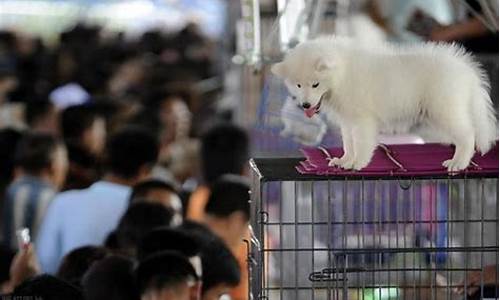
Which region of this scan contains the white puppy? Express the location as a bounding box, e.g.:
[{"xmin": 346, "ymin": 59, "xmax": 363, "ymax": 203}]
[
  {"xmin": 272, "ymin": 36, "xmax": 497, "ymax": 171},
  {"xmin": 280, "ymin": 95, "xmax": 327, "ymax": 146}
]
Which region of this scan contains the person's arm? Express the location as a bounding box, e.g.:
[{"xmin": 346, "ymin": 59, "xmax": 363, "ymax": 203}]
[
  {"xmin": 186, "ymin": 186, "xmax": 210, "ymax": 222},
  {"xmin": 35, "ymin": 198, "xmax": 63, "ymax": 274},
  {"xmin": 366, "ymin": 0, "xmax": 393, "ymax": 34},
  {"xmin": 228, "ymin": 241, "xmax": 249, "ymax": 300},
  {"xmin": 454, "ymin": 264, "xmax": 498, "ymax": 296},
  {"xmin": 429, "ymin": 17, "xmax": 489, "ymax": 41},
  {"xmin": 7, "ymin": 244, "xmax": 41, "ymax": 292}
]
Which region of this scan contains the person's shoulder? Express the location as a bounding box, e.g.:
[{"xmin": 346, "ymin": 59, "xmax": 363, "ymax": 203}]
[
  {"xmin": 5, "ymin": 181, "xmax": 19, "ymax": 195},
  {"xmin": 6, "ymin": 177, "xmax": 30, "ymax": 190},
  {"xmin": 5, "ymin": 177, "xmax": 37, "ymax": 198},
  {"xmin": 55, "ymin": 187, "xmax": 86, "ymax": 198},
  {"xmin": 51, "ymin": 187, "xmax": 91, "ymax": 208},
  {"xmin": 188, "ymin": 185, "xmax": 210, "ymax": 204},
  {"xmin": 37, "ymin": 189, "xmax": 86, "ymax": 227},
  {"xmin": 8, "ymin": 177, "xmax": 54, "ymax": 191}
]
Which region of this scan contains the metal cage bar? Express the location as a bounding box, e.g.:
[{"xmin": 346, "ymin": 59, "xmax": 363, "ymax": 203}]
[{"xmin": 249, "ymin": 158, "xmax": 499, "ymax": 300}]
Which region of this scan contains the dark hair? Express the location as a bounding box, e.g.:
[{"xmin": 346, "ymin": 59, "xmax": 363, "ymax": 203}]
[
  {"xmin": 201, "ymin": 123, "xmax": 249, "ymax": 184},
  {"xmin": 0, "ymin": 128, "xmax": 23, "ymax": 187},
  {"xmin": 205, "ymin": 174, "xmax": 250, "ymax": 220},
  {"xmin": 180, "ymin": 220, "xmax": 212, "ymax": 235},
  {"xmin": 11, "ymin": 274, "xmax": 83, "ymax": 300},
  {"xmin": 145, "ymin": 87, "xmax": 192, "ymax": 110},
  {"xmin": 110, "ymin": 202, "xmax": 175, "ymax": 254},
  {"xmin": 56, "ymin": 246, "xmax": 109, "ymax": 287},
  {"xmin": 200, "ymin": 236, "xmax": 240, "ymax": 294},
  {"xmin": 82, "ymin": 255, "xmax": 139, "ymax": 300},
  {"xmin": 105, "ymin": 127, "xmax": 158, "ymax": 178},
  {"xmin": 137, "ymin": 228, "xmax": 202, "ymax": 260},
  {"xmin": 0, "ymin": 246, "xmax": 15, "ymax": 285},
  {"xmin": 179, "ymin": 221, "xmax": 240, "ymax": 294},
  {"xmin": 135, "ymin": 251, "xmax": 198, "ymax": 296},
  {"xmin": 180, "ymin": 220, "xmax": 219, "ymax": 245},
  {"xmin": 60, "ymin": 104, "xmax": 101, "ymax": 142},
  {"xmin": 130, "ymin": 179, "xmax": 178, "ymax": 203},
  {"xmin": 25, "ymin": 99, "xmax": 55, "ymax": 127},
  {"xmin": 92, "ymin": 99, "xmax": 128, "ymax": 132},
  {"xmin": 14, "ymin": 133, "xmax": 62, "ymax": 175},
  {"xmin": 128, "ymin": 107, "xmax": 163, "ymax": 140}
]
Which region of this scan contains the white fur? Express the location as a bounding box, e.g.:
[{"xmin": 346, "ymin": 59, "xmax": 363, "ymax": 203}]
[
  {"xmin": 272, "ymin": 36, "xmax": 498, "ymax": 171},
  {"xmin": 280, "ymin": 96, "xmax": 327, "ymax": 146}
]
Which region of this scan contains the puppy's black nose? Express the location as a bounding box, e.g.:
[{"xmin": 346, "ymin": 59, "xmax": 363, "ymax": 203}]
[{"xmin": 302, "ymin": 102, "xmax": 311, "ymax": 109}]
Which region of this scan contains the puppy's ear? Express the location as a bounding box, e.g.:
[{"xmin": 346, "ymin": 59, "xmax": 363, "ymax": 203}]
[
  {"xmin": 271, "ymin": 62, "xmax": 286, "ymax": 77},
  {"xmin": 314, "ymin": 58, "xmax": 333, "ymax": 73}
]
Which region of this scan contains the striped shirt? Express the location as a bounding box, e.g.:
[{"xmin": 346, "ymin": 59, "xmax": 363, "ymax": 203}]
[{"xmin": 2, "ymin": 176, "xmax": 55, "ymax": 249}]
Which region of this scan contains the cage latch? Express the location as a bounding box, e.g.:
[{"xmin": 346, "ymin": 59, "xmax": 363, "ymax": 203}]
[
  {"xmin": 309, "ymin": 267, "xmax": 366, "ymax": 282},
  {"xmin": 258, "ymin": 211, "xmax": 269, "ymax": 224}
]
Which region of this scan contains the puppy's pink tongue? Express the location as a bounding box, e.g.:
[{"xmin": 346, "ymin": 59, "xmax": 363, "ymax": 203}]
[{"xmin": 304, "ymin": 107, "xmax": 316, "ymax": 118}]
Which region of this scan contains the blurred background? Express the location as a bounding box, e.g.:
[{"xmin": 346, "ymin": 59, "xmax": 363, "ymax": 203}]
[{"xmin": 0, "ymin": 0, "xmax": 498, "ymax": 162}]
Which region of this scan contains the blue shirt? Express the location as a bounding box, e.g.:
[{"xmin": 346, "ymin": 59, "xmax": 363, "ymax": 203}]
[
  {"xmin": 36, "ymin": 181, "xmax": 130, "ymax": 274},
  {"xmin": 3, "ymin": 176, "xmax": 56, "ymax": 249}
]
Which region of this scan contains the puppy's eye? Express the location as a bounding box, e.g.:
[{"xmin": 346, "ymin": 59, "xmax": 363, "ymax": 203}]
[
  {"xmin": 292, "ymin": 96, "xmax": 297, "ymax": 100},
  {"xmin": 312, "ymin": 82, "xmax": 319, "ymax": 88},
  {"xmin": 297, "ymin": 84, "xmax": 301, "ymax": 88}
]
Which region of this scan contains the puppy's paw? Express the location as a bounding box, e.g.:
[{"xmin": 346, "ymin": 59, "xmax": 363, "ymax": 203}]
[
  {"xmin": 442, "ymin": 158, "xmax": 470, "ymax": 173},
  {"xmin": 328, "ymin": 156, "xmax": 354, "ymax": 169},
  {"xmin": 352, "ymin": 160, "xmax": 370, "ymax": 171}
]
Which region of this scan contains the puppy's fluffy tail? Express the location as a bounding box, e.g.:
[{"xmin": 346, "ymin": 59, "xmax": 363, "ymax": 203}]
[{"xmin": 470, "ymin": 60, "xmax": 498, "ymax": 154}]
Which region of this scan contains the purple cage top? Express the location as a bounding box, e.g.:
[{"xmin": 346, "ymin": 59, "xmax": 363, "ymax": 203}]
[{"xmin": 297, "ymin": 142, "xmax": 499, "ymax": 177}]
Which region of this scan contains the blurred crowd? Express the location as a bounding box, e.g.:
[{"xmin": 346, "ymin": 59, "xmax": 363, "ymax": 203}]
[{"xmin": 0, "ymin": 22, "xmax": 252, "ymax": 300}]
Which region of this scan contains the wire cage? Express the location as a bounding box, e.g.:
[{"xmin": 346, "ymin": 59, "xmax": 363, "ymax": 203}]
[{"xmin": 247, "ymin": 158, "xmax": 499, "ymax": 300}]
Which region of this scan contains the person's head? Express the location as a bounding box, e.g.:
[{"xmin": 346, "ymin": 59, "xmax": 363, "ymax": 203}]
[
  {"xmin": 110, "ymin": 202, "xmax": 176, "ymax": 256},
  {"xmin": 128, "ymin": 107, "xmax": 163, "ymax": 142},
  {"xmin": 199, "ymin": 238, "xmax": 240, "ymax": 300},
  {"xmin": 11, "ymin": 274, "xmax": 83, "ymax": 300},
  {"xmin": 56, "ymin": 246, "xmax": 109, "ymax": 287},
  {"xmin": 25, "ymin": 99, "xmax": 59, "ymax": 134},
  {"xmin": 14, "ymin": 133, "xmax": 68, "ymax": 189},
  {"xmin": 180, "ymin": 221, "xmax": 214, "ymax": 241},
  {"xmin": 180, "ymin": 222, "xmax": 240, "ymax": 300},
  {"xmin": 204, "ymin": 175, "xmax": 250, "ymax": 248},
  {"xmin": 137, "ymin": 228, "xmax": 203, "ymax": 287},
  {"xmin": 135, "ymin": 251, "xmax": 199, "ymax": 300},
  {"xmin": 201, "ymin": 123, "xmax": 249, "ymax": 184},
  {"xmin": 147, "ymin": 89, "xmax": 193, "ymax": 143},
  {"xmin": 82, "ymin": 255, "xmax": 139, "ymax": 300},
  {"xmin": 138, "ymin": 228, "xmax": 201, "ymax": 259},
  {"xmin": 105, "ymin": 126, "xmax": 159, "ymax": 184},
  {"xmin": 130, "ymin": 179, "xmax": 182, "ymax": 221},
  {"xmin": 61, "ymin": 104, "xmax": 106, "ymax": 156}
]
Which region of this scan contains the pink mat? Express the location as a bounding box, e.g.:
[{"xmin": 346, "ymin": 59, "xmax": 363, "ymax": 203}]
[{"xmin": 296, "ymin": 143, "xmax": 499, "ymax": 177}]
